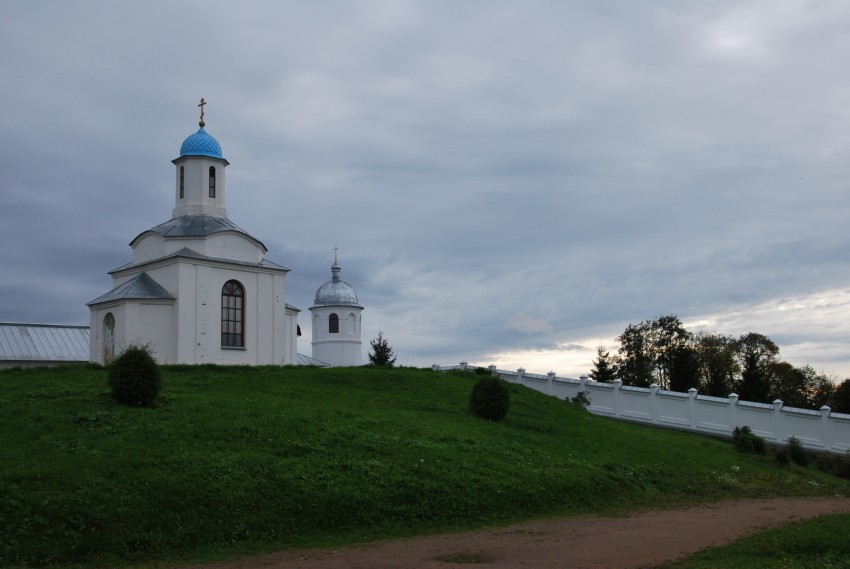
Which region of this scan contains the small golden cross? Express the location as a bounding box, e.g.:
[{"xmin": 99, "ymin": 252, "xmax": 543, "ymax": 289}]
[{"xmin": 198, "ymin": 97, "xmax": 207, "ymax": 127}]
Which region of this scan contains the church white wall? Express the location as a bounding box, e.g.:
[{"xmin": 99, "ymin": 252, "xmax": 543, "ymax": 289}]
[
  {"xmin": 89, "ymin": 304, "xmax": 122, "ymax": 364},
  {"xmin": 313, "ymin": 338, "xmax": 362, "ymax": 367},
  {"xmin": 284, "ymin": 306, "xmax": 298, "ymax": 365},
  {"xmin": 127, "ymin": 302, "xmax": 174, "ymax": 363},
  {"xmin": 131, "ymin": 231, "xmax": 265, "ymax": 266},
  {"xmin": 310, "ymin": 306, "xmax": 362, "ymax": 366},
  {"xmin": 172, "ymin": 156, "xmax": 227, "ymax": 218},
  {"xmin": 132, "ymin": 234, "xmax": 167, "ymax": 265},
  {"xmin": 172, "ymin": 261, "xmax": 291, "ymax": 365},
  {"xmin": 88, "ymin": 301, "xmax": 174, "ymax": 364},
  {"xmin": 94, "ymin": 259, "xmax": 292, "ymax": 366},
  {"xmin": 203, "ymin": 234, "xmax": 264, "ymax": 263}
]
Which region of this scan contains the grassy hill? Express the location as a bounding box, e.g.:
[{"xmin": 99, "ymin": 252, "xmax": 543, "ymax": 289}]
[{"xmin": 1, "ymin": 364, "xmax": 847, "ymax": 568}]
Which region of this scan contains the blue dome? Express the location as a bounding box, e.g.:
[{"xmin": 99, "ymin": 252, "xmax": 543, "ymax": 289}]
[{"xmin": 179, "ymin": 127, "xmax": 223, "ymax": 159}]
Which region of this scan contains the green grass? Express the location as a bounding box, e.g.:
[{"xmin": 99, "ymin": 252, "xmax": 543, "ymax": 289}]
[
  {"xmin": 0, "ymin": 364, "xmax": 847, "ymax": 568},
  {"xmin": 659, "ymin": 514, "xmax": 850, "ymax": 568}
]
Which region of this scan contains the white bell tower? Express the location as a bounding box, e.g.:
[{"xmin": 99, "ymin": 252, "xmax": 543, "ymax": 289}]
[
  {"xmin": 309, "ymin": 248, "xmax": 364, "ymax": 366},
  {"xmin": 171, "ymin": 98, "xmax": 230, "ymax": 218}
]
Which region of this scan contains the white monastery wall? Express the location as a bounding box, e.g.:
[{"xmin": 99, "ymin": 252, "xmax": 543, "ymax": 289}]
[{"xmin": 436, "ymin": 363, "xmax": 850, "ymax": 454}]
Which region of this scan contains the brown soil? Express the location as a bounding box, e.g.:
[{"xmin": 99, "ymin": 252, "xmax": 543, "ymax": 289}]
[{"xmin": 182, "ymin": 497, "xmax": 850, "ymax": 569}]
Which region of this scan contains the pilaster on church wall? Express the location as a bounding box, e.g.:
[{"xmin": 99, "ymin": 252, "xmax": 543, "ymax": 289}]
[
  {"xmin": 255, "ymin": 272, "xmax": 274, "ymax": 364},
  {"xmin": 273, "ymin": 273, "xmax": 288, "ymax": 364},
  {"xmin": 194, "ymin": 264, "xmax": 211, "ymax": 363},
  {"xmin": 283, "ymin": 308, "xmax": 297, "ymax": 366},
  {"xmin": 175, "ymin": 262, "xmax": 198, "ymax": 364}
]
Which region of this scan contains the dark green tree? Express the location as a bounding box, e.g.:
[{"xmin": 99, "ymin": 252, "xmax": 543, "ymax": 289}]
[
  {"xmin": 736, "ymin": 332, "xmax": 779, "ymax": 403},
  {"xmin": 769, "ymin": 363, "xmax": 833, "ymax": 409},
  {"xmin": 615, "ymin": 322, "xmax": 654, "ymax": 387},
  {"xmin": 808, "ymin": 371, "xmax": 836, "ymax": 410},
  {"xmin": 694, "ymin": 332, "xmax": 739, "ymax": 397},
  {"xmin": 367, "ymin": 330, "xmax": 397, "ymax": 367},
  {"xmin": 647, "ymin": 315, "xmax": 691, "ymax": 389},
  {"xmin": 770, "ymin": 361, "xmax": 808, "ymax": 407},
  {"xmin": 668, "ymin": 344, "xmax": 700, "ymax": 392},
  {"xmin": 614, "ymin": 315, "xmax": 690, "ymax": 388},
  {"xmin": 589, "ymin": 347, "xmax": 617, "ymax": 383},
  {"xmin": 831, "ymin": 379, "xmax": 850, "ymax": 413}
]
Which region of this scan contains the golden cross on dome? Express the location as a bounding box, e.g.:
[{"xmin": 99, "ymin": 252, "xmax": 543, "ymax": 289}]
[{"xmin": 198, "ymin": 97, "xmax": 207, "ymax": 127}]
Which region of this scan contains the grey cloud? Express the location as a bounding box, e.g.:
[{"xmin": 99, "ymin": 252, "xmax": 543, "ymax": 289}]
[{"xmin": 2, "ymin": 1, "xmax": 849, "ymax": 374}]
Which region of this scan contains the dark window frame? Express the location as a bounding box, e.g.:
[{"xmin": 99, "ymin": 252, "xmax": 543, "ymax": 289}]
[
  {"xmin": 209, "ymin": 166, "xmax": 216, "ymax": 198},
  {"xmin": 329, "ymin": 313, "xmax": 339, "ymax": 334},
  {"xmin": 179, "ymin": 165, "xmax": 185, "ymax": 199},
  {"xmin": 221, "ymin": 280, "xmax": 244, "ymax": 348}
]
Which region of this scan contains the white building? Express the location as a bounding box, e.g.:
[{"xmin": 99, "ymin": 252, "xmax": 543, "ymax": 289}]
[
  {"xmin": 87, "ymin": 105, "xmax": 299, "ymax": 365},
  {"xmin": 309, "ymin": 252, "xmax": 364, "ymax": 366}
]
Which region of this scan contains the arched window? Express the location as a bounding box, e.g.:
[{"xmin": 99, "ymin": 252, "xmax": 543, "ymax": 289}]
[
  {"xmin": 221, "ymin": 280, "xmax": 244, "ymax": 347},
  {"xmin": 329, "ymin": 313, "xmax": 339, "ymax": 334},
  {"xmin": 179, "ymin": 166, "xmax": 184, "ymax": 199},
  {"xmin": 103, "ymin": 312, "xmax": 115, "ymax": 364},
  {"xmin": 209, "ymin": 166, "xmax": 216, "ymax": 198}
]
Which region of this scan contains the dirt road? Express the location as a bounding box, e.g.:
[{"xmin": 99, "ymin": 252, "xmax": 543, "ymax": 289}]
[{"xmin": 184, "ymin": 497, "xmax": 850, "ymax": 569}]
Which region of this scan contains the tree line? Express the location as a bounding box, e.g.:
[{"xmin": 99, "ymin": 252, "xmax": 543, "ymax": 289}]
[{"xmin": 589, "ymin": 314, "xmax": 850, "ymax": 413}]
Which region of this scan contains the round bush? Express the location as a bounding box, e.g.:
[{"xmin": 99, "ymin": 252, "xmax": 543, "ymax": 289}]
[
  {"xmin": 108, "ymin": 344, "xmax": 161, "ymax": 407},
  {"xmin": 468, "ymin": 376, "xmax": 510, "ymax": 421},
  {"xmin": 732, "ymin": 425, "xmax": 766, "ymax": 455},
  {"xmin": 787, "ymin": 436, "xmax": 809, "ymax": 466}
]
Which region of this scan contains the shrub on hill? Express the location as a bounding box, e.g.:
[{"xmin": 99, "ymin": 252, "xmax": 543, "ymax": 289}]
[
  {"xmin": 815, "ymin": 451, "xmax": 850, "ymax": 479},
  {"xmin": 570, "ymin": 391, "xmax": 591, "ymax": 408},
  {"xmin": 732, "ymin": 425, "xmax": 766, "ymax": 455},
  {"xmin": 107, "ymin": 344, "xmax": 161, "ymax": 407},
  {"xmin": 786, "ymin": 436, "xmax": 809, "ymax": 466},
  {"xmin": 468, "ymin": 376, "xmax": 510, "ymax": 421}
]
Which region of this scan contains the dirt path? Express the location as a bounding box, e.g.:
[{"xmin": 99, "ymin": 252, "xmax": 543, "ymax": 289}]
[{"xmin": 184, "ymin": 497, "xmax": 850, "ymax": 569}]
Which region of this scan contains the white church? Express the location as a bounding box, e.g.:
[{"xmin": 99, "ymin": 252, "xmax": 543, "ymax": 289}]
[{"xmin": 86, "ymin": 101, "xmax": 363, "ymax": 367}]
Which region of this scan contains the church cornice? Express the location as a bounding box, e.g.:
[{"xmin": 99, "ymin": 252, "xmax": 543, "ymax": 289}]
[
  {"xmin": 171, "ymin": 154, "xmax": 230, "ymax": 166},
  {"xmin": 110, "ymin": 247, "xmax": 290, "ymax": 278}
]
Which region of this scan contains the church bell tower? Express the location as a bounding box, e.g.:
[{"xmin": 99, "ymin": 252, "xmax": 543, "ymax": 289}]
[
  {"xmin": 309, "ymin": 248, "xmax": 364, "ymax": 366},
  {"xmin": 171, "ymin": 98, "xmax": 230, "ymax": 218}
]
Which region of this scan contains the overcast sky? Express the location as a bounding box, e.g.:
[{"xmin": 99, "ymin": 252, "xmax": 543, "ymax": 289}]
[{"xmin": 2, "ymin": 1, "xmax": 849, "ymax": 377}]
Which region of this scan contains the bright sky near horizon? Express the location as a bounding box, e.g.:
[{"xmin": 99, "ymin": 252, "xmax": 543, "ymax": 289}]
[{"xmin": 1, "ymin": 1, "xmax": 849, "ymax": 377}]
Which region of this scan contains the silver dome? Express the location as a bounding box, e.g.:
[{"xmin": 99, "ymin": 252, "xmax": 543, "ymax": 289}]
[{"xmin": 311, "ymin": 261, "xmax": 362, "ymax": 307}]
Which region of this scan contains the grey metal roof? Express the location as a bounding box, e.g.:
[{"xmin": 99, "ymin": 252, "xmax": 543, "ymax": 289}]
[
  {"xmin": 0, "ymin": 323, "xmax": 90, "ymax": 363},
  {"xmin": 111, "ymin": 247, "xmax": 289, "ymax": 275},
  {"xmin": 87, "ymin": 272, "xmax": 175, "ymax": 306},
  {"xmin": 296, "ymin": 353, "xmax": 331, "ymax": 367},
  {"xmin": 311, "ymin": 261, "xmax": 362, "ymax": 308},
  {"xmin": 130, "ymin": 214, "xmax": 266, "ymax": 251}
]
